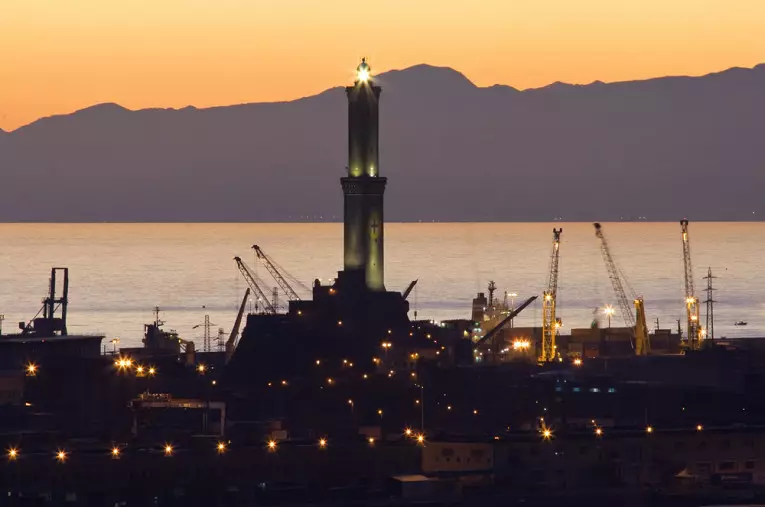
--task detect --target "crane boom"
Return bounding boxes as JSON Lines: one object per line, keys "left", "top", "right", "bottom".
{"left": 253, "top": 245, "right": 301, "bottom": 301}
{"left": 402, "top": 279, "right": 418, "bottom": 300}
{"left": 594, "top": 223, "right": 634, "bottom": 327}
{"left": 226, "top": 288, "right": 250, "bottom": 362}
{"left": 474, "top": 295, "right": 538, "bottom": 350}
{"left": 541, "top": 228, "right": 562, "bottom": 363}
{"left": 593, "top": 223, "right": 650, "bottom": 356}
{"left": 680, "top": 220, "right": 702, "bottom": 349}
{"left": 234, "top": 256, "right": 277, "bottom": 314}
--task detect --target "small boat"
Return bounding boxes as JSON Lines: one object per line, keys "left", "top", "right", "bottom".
{"left": 735, "top": 321, "right": 748, "bottom": 326}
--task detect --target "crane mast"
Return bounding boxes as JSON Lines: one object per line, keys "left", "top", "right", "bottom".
{"left": 253, "top": 245, "right": 302, "bottom": 301}
{"left": 593, "top": 223, "right": 650, "bottom": 356}
{"left": 541, "top": 228, "right": 562, "bottom": 363}
{"left": 680, "top": 220, "right": 702, "bottom": 350}
{"left": 233, "top": 256, "right": 277, "bottom": 315}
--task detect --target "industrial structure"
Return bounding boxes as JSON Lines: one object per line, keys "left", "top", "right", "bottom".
{"left": 593, "top": 223, "right": 650, "bottom": 356}
{"left": 540, "top": 228, "right": 562, "bottom": 363}
{"left": 680, "top": 220, "right": 703, "bottom": 349}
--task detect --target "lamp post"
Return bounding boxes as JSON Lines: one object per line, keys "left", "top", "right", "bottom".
{"left": 604, "top": 306, "right": 615, "bottom": 328}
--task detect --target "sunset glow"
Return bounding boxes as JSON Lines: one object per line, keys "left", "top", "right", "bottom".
{"left": 1, "top": 0, "right": 763, "bottom": 131}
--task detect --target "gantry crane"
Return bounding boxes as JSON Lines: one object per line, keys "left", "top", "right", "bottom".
{"left": 234, "top": 256, "right": 277, "bottom": 314}
{"left": 252, "top": 245, "right": 302, "bottom": 301}
{"left": 593, "top": 223, "right": 650, "bottom": 356}
{"left": 541, "top": 228, "right": 563, "bottom": 363}
{"left": 680, "top": 220, "right": 702, "bottom": 350}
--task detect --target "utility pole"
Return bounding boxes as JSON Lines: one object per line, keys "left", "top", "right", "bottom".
{"left": 703, "top": 267, "right": 717, "bottom": 340}
{"left": 217, "top": 328, "right": 225, "bottom": 353}
{"left": 193, "top": 312, "right": 217, "bottom": 353}
{"left": 0, "top": 314, "right": 4, "bottom": 336}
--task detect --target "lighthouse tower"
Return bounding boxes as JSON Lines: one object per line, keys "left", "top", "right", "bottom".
{"left": 341, "top": 58, "right": 386, "bottom": 291}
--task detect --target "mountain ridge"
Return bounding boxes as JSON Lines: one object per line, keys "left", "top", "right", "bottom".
{"left": 1, "top": 62, "right": 764, "bottom": 222}
{"left": 11, "top": 62, "right": 763, "bottom": 134}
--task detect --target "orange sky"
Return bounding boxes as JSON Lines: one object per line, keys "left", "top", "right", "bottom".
{"left": 1, "top": 0, "right": 763, "bottom": 131}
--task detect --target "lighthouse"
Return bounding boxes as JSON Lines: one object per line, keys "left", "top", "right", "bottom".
{"left": 341, "top": 58, "right": 386, "bottom": 291}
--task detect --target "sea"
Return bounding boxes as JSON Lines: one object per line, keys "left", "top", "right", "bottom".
{"left": 0, "top": 222, "right": 762, "bottom": 350}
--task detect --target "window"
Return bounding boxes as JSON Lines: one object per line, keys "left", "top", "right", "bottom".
{"left": 719, "top": 461, "right": 735, "bottom": 472}
{"left": 589, "top": 387, "right": 600, "bottom": 393}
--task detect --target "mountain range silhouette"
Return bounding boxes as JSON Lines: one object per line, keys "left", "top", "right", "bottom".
{"left": 1, "top": 63, "right": 764, "bottom": 222}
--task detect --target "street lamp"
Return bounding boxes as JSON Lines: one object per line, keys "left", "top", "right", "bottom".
{"left": 508, "top": 293, "right": 518, "bottom": 327}
{"left": 604, "top": 306, "right": 615, "bottom": 328}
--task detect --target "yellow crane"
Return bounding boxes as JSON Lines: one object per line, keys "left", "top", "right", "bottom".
{"left": 680, "top": 220, "right": 702, "bottom": 350}
{"left": 541, "top": 228, "right": 562, "bottom": 363}
{"left": 593, "top": 223, "right": 650, "bottom": 356}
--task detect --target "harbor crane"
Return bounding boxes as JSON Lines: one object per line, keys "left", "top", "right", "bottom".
{"left": 253, "top": 245, "right": 302, "bottom": 301}
{"left": 234, "top": 256, "right": 277, "bottom": 315}
{"left": 680, "top": 220, "right": 702, "bottom": 349}
{"left": 225, "top": 288, "right": 250, "bottom": 363}
{"left": 593, "top": 223, "right": 650, "bottom": 356}
{"left": 541, "top": 229, "right": 563, "bottom": 363}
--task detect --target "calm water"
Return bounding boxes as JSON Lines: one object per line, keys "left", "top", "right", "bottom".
{"left": 0, "top": 222, "right": 762, "bottom": 349}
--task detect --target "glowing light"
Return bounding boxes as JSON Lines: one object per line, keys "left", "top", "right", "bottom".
{"left": 696, "top": 424, "right": 703, "bottom": 431}
{"left": 56, "top": 450, "right": 67, "bottom": 462}
{"left": 447, "top": 405, "right": 452, "bottom": 411}
{"left": 115, "top": 357, "right": 133, "bottom": 370}
{"left": 26, "top": 363, "right": 38, "bottom": 376}
{"left": 281, "top": 380, "right": 288, "bottom": 386}
{"left": 337, "top": 320, "right": 343, "bottom": 326}
{"left": 318, "top": 438, "right": 327, "bottom": 449}
{"left": 541, "top": 426, "right": 553, "bottom": 440}
{"left": 111, "top": 447, "right": 121, "bottom": 457}
{"left": 368, "top": 437, "right": 375, "bottom": 445}
{"left": 604, "top": 306, "right": 615, "bottom": 316}
{"left": 7, "top": 448, "right": 18, "bottom": 460}
{"left": 595, "top": 428, "right": 603, "bottom": 436}
{"left": 267, "top": 440, "right": 277, "bottom": 451}
{"left": 217, "top": 442, "right": 226, "bottom": 453}
{"left": 164, "top": 444, "right": 173, "bottom": 456}
{"left": 473, "top": 409, "right": 479, "bottom": 415}
{"left": 646, "top": 426, "right": 654, "bottom": 434}
{"left": 197, "top": 364, "right": 206, "bottom": 373}
{"left": 512, "top": 339, "right": 531, "bottom": 351}
{"left": 362, "top": 374, "right": 368, "bottom": 379}
{"left": 573, "top": 358, "right": 583, "bottom": 366}
{"left": 357, "top": 61, "right": 370, "bottom": 83}
{"left": 148, "top": 367, "right": 156, "bottom": 376}
{"left": 405, "top": 428, "right": 412, "bottom": 437}
{"left": 136, "top": 366, "right": 144, "bottom": 374}
{"left": 416, "top": 434, "right": 425, "bottom": 445}
{"left": 326, "top": 377, "right": 334, "bottom": 385}
{"left": 316, "top": 359, "right": 321, "bottom": 366}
